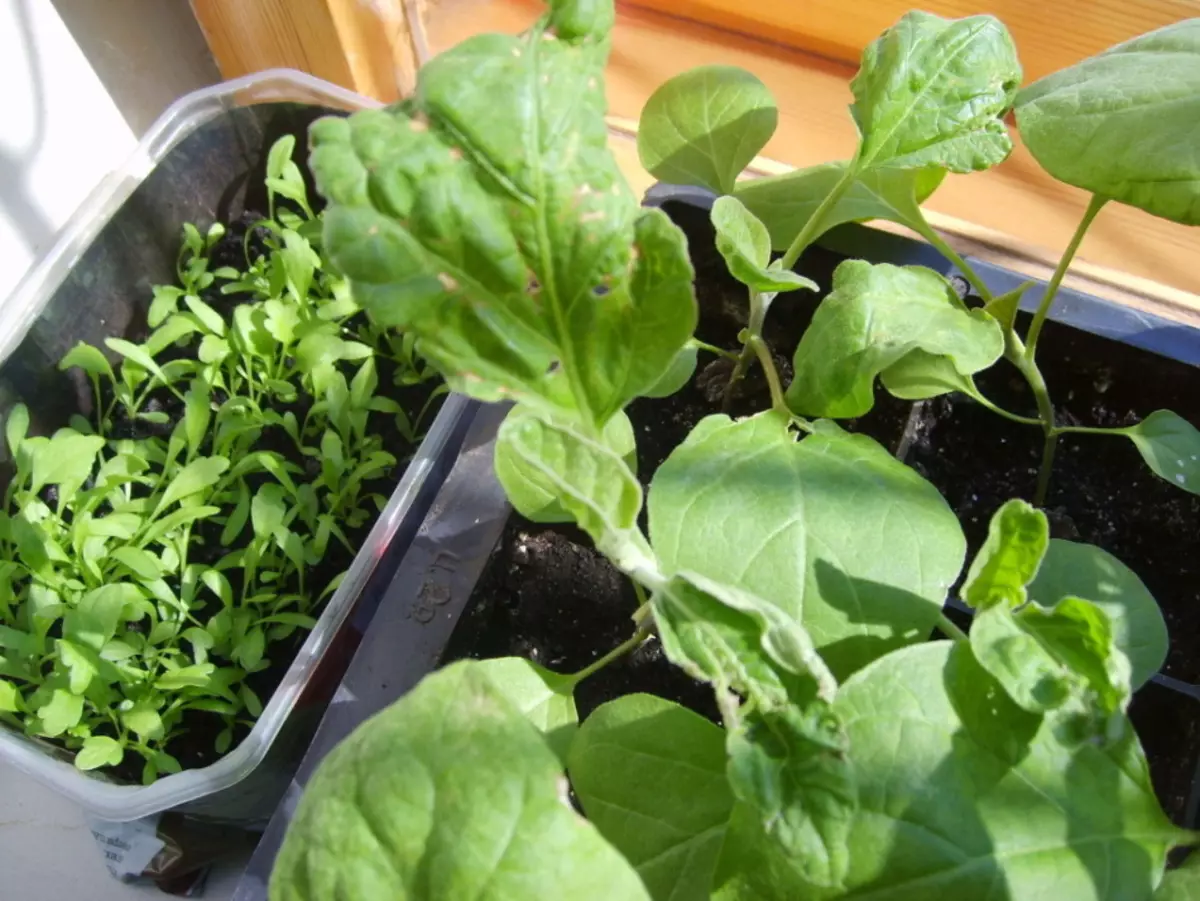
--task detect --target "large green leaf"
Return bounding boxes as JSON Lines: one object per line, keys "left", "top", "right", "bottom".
{"left": 787, "top": 261, "right": 1003, "bottom": 418}
{"left": 270, "top": 662, "right": 650, "bottom": 901}
{"left": 1124, "top": 410, "right": 1200, "bottom": 496}
{"left": 1015, "top": 21, "right": 1200, "bottom": 225}
{"left": 851, "top": 11, "right": 1021, "bottom": 173}
{"left": 960, "top": 499, "right": 1049, "bottom": 610}
{"left": 1030, "top": 539, "right": 1167, "bottom": 690}
{"left": 474, "top": 656, "right": 578, "bottom": 763}
{"left": 713, "top": 642, "right": 1185, "bottom": 901}
{"left": 494, "top": 404, "right": 650, "bottom": 571}
{"left": 648, "top": 412, "right": 965, "bottom": 678}
{"left": 710, "top": 196, "right": 817, "bottom": 294}
{"left": 568, "top": 693, "right": 733, "bottom": 901}
{"left": 734, "top": 163, "right": 945, "bottom": 251}
{"left": 637, "top": 65, "right": 778, "bottom": 194}
{"left": 309, "top": 4, "right": 696, "bottom": 430}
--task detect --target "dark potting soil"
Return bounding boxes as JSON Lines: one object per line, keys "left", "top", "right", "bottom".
{"left": 441, "top": 200, "right": 1200, "bottom": 827}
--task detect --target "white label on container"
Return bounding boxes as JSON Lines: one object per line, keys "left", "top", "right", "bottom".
{"left": 87, "top": 814, "right": 166, "bottom": 881}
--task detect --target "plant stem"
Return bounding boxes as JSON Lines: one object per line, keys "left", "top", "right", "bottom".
{"left": 1024, "top": 194, "right": 1108, "bottom": 360}
{"left": 722, "top": 287, "right": 764, "bottom": 413}
{"left": 935, "top": 612, "right": 969, "bottom": 642}
{"left": 564, "top": 623, "right": 652, "bottom": 688}
{"left": 1054, "top": 423, "right": 1131, "bottom": 438}
{"left": 692, "top": 339, "right": 740, "bottom": 362}
{"left": 1009, "top": 347, "right": 1059, "bottom": 506}
{"left": 965, "top": 383, "right": 1042, "bottom": 427}
{"left": 750, "top": 335, "right": 790, "bottom": 418}
{"left": 780, "top": 165, "right": 858, "bottom": 271}
{"left": 910, "top": 219, "right": 995, "bottom": 303}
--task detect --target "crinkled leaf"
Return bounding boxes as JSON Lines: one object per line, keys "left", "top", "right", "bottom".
{"left": 637, "top": 64, "right": 777, "bottom": 194}
{"left": 649, "top": 413, "right": 964, "bottom": 678}
{"left": 652, "top": 570, "right": 836, "bottom": 719}
{"left": 270, "top": 660, "right": 651, "bottom": 901}
{"left": 961, "top": 498, "right": 1049, "bottom": 610}
{"left": 475, "top": 657, "right": 578, "bottom": 763}
{"left": 1015, "top": 20, "right": 1200, "bottom": 225}
{"left": 76, "top": 735, "right": 124, "bottom": 771}
{"left": 1125, "top": 410, "right": 1200, "bottom": 496}
{"left": 971, "top": 595, "right": 1133, "bottom": 749}
{"left": 494, "top": 405, "right": 649, "bottom": 569}
{"left": 568, "top": 693, "right": 733, "bottom": 901}
{"left": 788, "top": 261, "right": 1003, "bottom": 418}
{"left": 851, "top": 11, "right": 1021, "bottom": 172}
{"left": 1030, "top": 539, "right": 1167, "bottom": 689}
{"left": 724, "top": 703, "right": 856, "bottom": 890}
{"left": 735, "top": 163, "right": 945, "bottom": 250}
{"left": 714, "top": 642, "right": 1184, "bottom": 900}
{"left": 309, "top": 11, "right": 695, "bottom": 429}
{"left": 711, "top": 196, "right": 817, "bottom": 294}
{"left": 1019, "top": 597, "right": 1132, "bottom": 717}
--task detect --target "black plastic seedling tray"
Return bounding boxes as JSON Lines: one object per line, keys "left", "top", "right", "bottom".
{"left": 233, "top": 192, "right": 1200, "bottom": 896}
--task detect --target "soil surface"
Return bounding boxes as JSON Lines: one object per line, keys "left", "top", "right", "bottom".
{"left": 441, "top": 201, "right": 1200, "bottom": 827}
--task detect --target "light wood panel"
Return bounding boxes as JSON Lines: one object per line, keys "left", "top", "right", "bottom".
{"left": 190, "top": 0, "right": 426, "bottom": 102}
{"left": 625, "top": 0, "right": 1200, "bottom": 82}
{"left": 428, "top": 0, "right": 1200, "bottom": 297}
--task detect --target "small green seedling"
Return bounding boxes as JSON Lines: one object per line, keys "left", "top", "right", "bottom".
{"left": 0, "top": 136, "right": 444, "bottom": 780}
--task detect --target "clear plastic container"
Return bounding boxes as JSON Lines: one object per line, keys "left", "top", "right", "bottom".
{"left": 0, "top": 70, "right": 472, "bottom": 822}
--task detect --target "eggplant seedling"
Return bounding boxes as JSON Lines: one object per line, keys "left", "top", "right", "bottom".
{"left": 639, "top": 16, "right": 1200, "bottom": 505}
{"left": 268, "top": 3, "right": 1196, "bottom": 900}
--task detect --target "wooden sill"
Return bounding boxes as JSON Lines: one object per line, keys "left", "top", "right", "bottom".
{"left": 427, "top": 0, "right": 1200, "bottom": 310}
